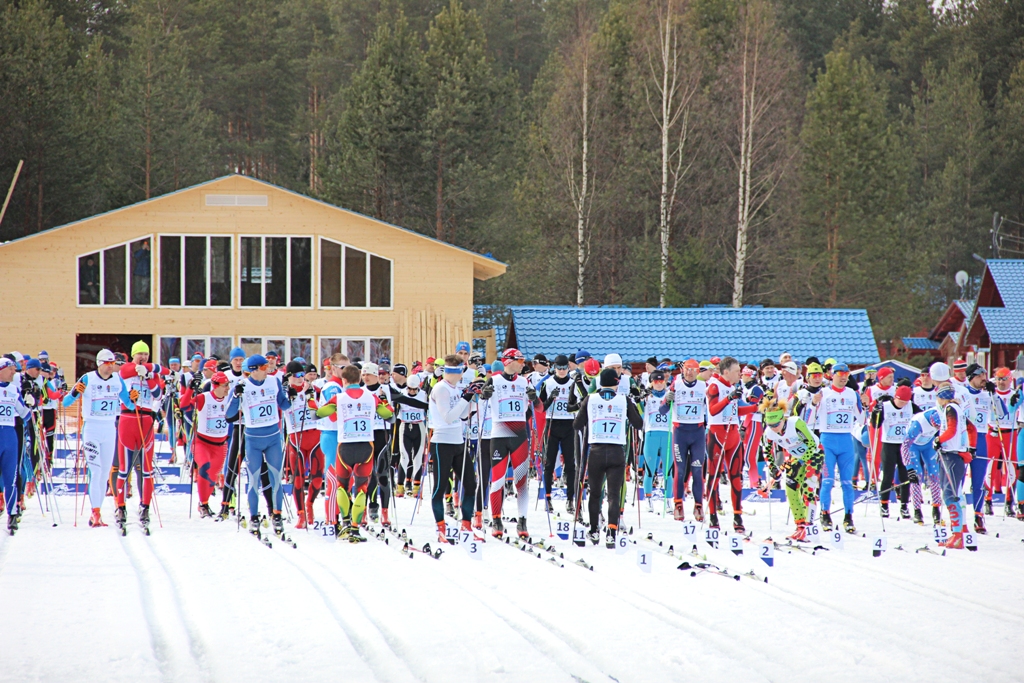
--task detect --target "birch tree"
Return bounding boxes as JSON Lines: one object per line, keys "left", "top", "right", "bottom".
{"left": 727, "top": 0, "right": 797, "bottom": 307}
{"left": 639, "top": 0, "right": 699, "bottom": 307}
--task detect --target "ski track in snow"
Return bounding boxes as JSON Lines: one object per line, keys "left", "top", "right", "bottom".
{"left": 119, "top": 531, "right": 213, "bottom": 683}
{"left": 4, "top": 487, "right": 1024, "bottom": 683}
{"left": 270, "top": 543, "right": 423, "bottom": 683}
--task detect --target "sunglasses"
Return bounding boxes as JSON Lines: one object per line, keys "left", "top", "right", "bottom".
{"left": 554, "top": 365, "right": 569, "bottom": 371}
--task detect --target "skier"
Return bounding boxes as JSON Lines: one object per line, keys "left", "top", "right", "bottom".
{"left": 114, "top": 341, "right": 168, "bottom": 533}
{"left": 481, "top": 348, "right": 537, "bottom": 539}
{"left": 960, "top": 363, "right": 991, "bottom": 533}
{"left": 426, "top": 355, "right": 481, "bottom": 543}
{"left": 179, "top": 371, "right": 232, "bottom": 518}
{"left": 317, "top": 353, "right": 349, "bottom": 530}
{"left": 361, "top": 362, "right": 394, "bottom": 525}
{"left": 391, "top": 373, "right": 428, "bottom": 500}
{"left": 539, "top": 355, "right": 578, "bottom": 513}
{"left": 572, "top": 368, "right": 644, "bottom": 547}
{"left": 670, "top": 359, "right": 707, "bottom": 522}
{"left": 282, "top": 361, "right": 322, "bottom": 529}
{"left": 871, "top": 385, "right": 913, "bottom": 519}
{"left": 705, "top": 357, "right": 757, "bottom": 532}
{"left": 760, "top": 398, "right": 822, "bottom": 541}
{"left": 816, "top": 363, "right": 862, "bottom": 534}
{"left": 639, "top": 369, "right": 672, "bottom": 510}
{"left": 0, "top": 357, "right": 32, "bottom": 534}
{"left": 935, "top": 385, "right": 970, "bottom": 549}
{"left": 315, "top": 363, "right": 392, "bottom": 541}
{"left": 902, "top": 408, "right": 944, "bottom": 525}
{"left": 225, "top": 355, "right": 292, "bottom": 539}
{"left": 216, "top": 346, "right": 248, "bottom": 520}
{"left": 987, "top": 367, "right": 1017, "bottom": 516}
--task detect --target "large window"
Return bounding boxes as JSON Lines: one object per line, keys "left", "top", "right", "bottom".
{"left": 240, "top": 236, "right": 311, "bottom": 308}
{"left": 158, "top": 336, "right": 234, "bottom": 364}
{"left": 319, "top": 337, "right": 392, "bottom": 364}
{"left": 239, "top": 336, "right": 313, "bottom": 363}
{"left": 319, "top": 238, "right": 392, "bottom": 308}
{"left": 159, "top": 235, "right": 232, "bottom": 307}
{"left": 78, "top": 237, "right": 152, "bottom": 306}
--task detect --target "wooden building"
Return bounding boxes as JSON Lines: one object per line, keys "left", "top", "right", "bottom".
{"left": 0, "top": 175, "right": 505, "bottom": 377}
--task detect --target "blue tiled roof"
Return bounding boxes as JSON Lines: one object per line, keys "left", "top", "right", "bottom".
{"left": 969, "top": 260, "right": 1024, "bottom": 344}
{"left": 507, "top": 306, "right": 880, "bottom": 365}
{"left": 977, "top": 308, "right": 1024, "bottom": 344}
{"left": 901, "top": 336, "right": 940, "bottom": 350}
{"left": 954, "top": 300, "right": 975, "bottom": 317}
{"left": 947, "top": 331, "right": 960, "bottom": 346}
{"left": 986, "top": 260, "right": 1024, "bottom": 305}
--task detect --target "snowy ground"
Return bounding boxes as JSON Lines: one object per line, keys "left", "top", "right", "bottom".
{"left": 2, "top": 475, "right": 1023, "bottom": 683}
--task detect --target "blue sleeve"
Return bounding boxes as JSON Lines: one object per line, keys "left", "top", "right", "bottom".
{"left": 118, "top": 378, "right": 136, "bottom": 411}
{"left": 63, "top": 373, "right": 88, "bottom": 408}
{"left": 275, "top": 379, "right": 291, "bottom": 411}
{"left": 226, "top": 396, "right": 240, "bottom": 420}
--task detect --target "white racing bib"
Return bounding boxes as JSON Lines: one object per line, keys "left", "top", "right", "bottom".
{"left": 588, "top": 393, "right": 627, "bottom": 445}
{"left": 493, "top": 375, "right": 527, "bottom": 423}
{"left": 241, "top": 378, "right": 280, "bottom": 429}
{"left": 337, "top": 387, "right": 375, "bottom": 443}
{"left": 197, "top": 392, "right": 230, "bottom": 439}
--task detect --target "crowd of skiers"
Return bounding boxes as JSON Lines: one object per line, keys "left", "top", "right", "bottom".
{"left": 1, "top": 343, "right": 1019, "bottom": 552}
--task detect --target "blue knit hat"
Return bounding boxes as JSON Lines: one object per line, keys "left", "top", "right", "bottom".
{"left": 230, "top": 346, "right": 245, "bottom": 360}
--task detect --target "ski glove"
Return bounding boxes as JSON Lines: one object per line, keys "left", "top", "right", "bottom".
{"left": 480, "top": 383, "right": 494, "bottom": 400}
{"left": 906, "top": 468, "right": 919, "bottom": 484}
{"left": 526, "top": 386, "right": 538, "bottom": 403}
{"left": 233, "top": 383, "right": 245, "bottom": 398}
{"left": 129, "top": 389, "right": 139, "bottom": 403}
{"left": 73, "top": 381, "right": 86, "bottom": 396}
{"left": 287, "top": 385, "right": 298, "bottom": 400}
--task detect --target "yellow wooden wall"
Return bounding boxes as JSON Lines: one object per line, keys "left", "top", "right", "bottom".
{"left": 0, "top": 176, "right": 500, "bottom": 369}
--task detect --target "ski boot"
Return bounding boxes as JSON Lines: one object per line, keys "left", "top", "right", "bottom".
{"left": 566, "top": 498, "right": 575, "bottom": 515}
{"left": 88, "top": 507, "right": 107, "bottom": 528}
{"left": 295, "top": 509, "right": 307, "bottom": 529}
{"left": 788, "top": 522, "right": 808, "bottom": 542}
{"left": 381, "top": 508, "right": 390, "bottom": 529}
{"left": 139, "top": 505, "right": 151, "bottom": 533}
{"left": 272, "top": 512, "right": 284, "bottom": 536}
{"left": 545, "top": 497, "right": 554, "bottom": 513}
{"left": 445, "top": 497, "right": 455, "bottom": 519}
{"left": 473, "top": 511, "right": 483, "bottom": 530}
{"left": 913, "top": 508, "right": 924, "bottom": 525}
{"left": 198, "top": 503, "right": 213, "bottom": 519}
{"left": 939, "top": 530, "right": 964, "bottom": 549}
{"left": 932, "top": 505, "right": 943, "bottom": 525}
{"left": 974, "top": 512, "right": 987, "bottom": 535}
{"left": 368, "top": 503, "right": 380, "bottom": 523}
{"left": 437, "top": 521, "right": 449, "bottom": 544}
{"left": 411, "top": 484, "right": 420, "bottom": 499}
{"left": 821, "top": 511, "right": 833, "bottom": 532}
{"left": 588, "top": 530, "right": 600, "bottom": 545}
{"left": 491, "top": 517, "right": 504, "bottom": 539}
{"left": 1018, "top": 502, "right": 1024, "bottom": 520}
{"left": 460, "top": 518, "right": 473, "bottom": 534}
{"left": 7, "top": 515, "right": 17, "bottom": 535}
{"left": 114, "top": 505, "right": 127, "bottom": 529}
{"left": 733, "top": 513, "right": 745, "bottom": 534}
{"left": 605, "top": 525, "right": 617, "bottom": 549}
{"left": 249, "top": 515, "right": 262, "bottom": 538}
{"left": 25, "top": 481, "right": 35, "bottom": 499}
{"left": 900, "top": 504, "right": 910, "bottom": 520}
{"left": 673, "top": 500, "right": 685, "bottom": 521}
{"left": 708, "top": 511, "right": 720, "bottom": 529}
{"left": 984, "top": 498, "right": 993, "bottom": 515}
{"left": 517, "top": 517, "right": 529, "bottom": 539}
{"left": 348, "top": 525, "right": 366, "bottom": 542}
{"left": 842, "top": 513, "right": 856, "bottom": 534}
{"left": 880, "top": 502, "right": 890, "bottom": 518}
{"left": 215, "top": 502, "right": 231, "bottom": 522}
{"left": 693, "top": 504, "right": 704, "bottom": 523}
{"left": 395, "top": 484, "right": 405, "bottom": 498}
{"left": 1004, "top": 499, "right": 1015, "bottom": 518}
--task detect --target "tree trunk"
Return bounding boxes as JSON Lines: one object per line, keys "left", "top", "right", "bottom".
{"left": 732, "top": 21, "right": 751, "bottom": 308}
{"left": 577, "top": 55, "right": 589, "bottom": 307}
{"left": 659, "top": 5, "right": 671, "bottom": 308}
{"left": 436, "top": 143, "right": 445, "bottom": 241}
